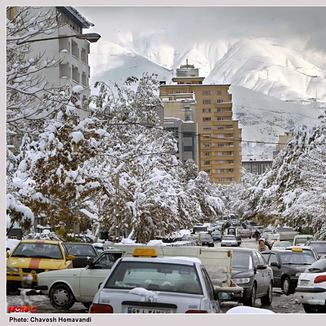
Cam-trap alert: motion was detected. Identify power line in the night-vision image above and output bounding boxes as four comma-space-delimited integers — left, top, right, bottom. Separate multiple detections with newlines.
100, 120, 290, 145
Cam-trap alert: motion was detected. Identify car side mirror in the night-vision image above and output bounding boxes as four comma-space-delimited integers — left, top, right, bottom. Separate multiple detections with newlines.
270, 262, 280, 268
66, 255, 75, 261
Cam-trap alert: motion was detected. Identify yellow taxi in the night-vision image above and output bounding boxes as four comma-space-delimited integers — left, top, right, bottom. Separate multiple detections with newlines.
7, 239, 74, 290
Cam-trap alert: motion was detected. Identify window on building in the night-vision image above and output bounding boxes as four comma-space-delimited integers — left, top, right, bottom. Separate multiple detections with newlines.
59, 63, 71, 79
204, 160, 211, 165
203, 108, 211, 113
203, 117, 211, 121
81, 48, 87, 63
72, 66, 80, 83
204, 152, 210, 156
203, 90, 211, 96
217, 134, 225, 138
81, 72, 87, 86
203, 99, 211, 104
203, 127, 212, 131
217, 144, 224, 147
216, 99, 224, 103
216, 90, 221, 95
204, 143, 210, 148
59, 38, 70, 53
71, 40, 79, 59
183, 146, 193, 152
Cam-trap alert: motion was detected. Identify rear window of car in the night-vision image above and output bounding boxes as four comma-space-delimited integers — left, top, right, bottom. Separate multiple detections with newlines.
12, 243, 63, 259
104, 261, 203, 295
309, 242, 326, 253
279, 252, 316, 265
223, 236, 236, 240
64, 244, 97, 256
232, 251, 252, 269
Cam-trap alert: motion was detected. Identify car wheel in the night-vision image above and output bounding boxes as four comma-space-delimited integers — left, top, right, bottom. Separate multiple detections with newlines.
243, 284, 256, 307
282, 276, 292, 295
49, 283, 75, 311
260, 282, 272, 306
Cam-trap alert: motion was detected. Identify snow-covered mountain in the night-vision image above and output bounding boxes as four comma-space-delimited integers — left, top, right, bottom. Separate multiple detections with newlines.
89, 37, 325, 160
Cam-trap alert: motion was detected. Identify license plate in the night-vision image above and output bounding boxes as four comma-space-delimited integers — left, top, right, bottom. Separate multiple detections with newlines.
300, 280, 310, 286
127, 306, 171, 314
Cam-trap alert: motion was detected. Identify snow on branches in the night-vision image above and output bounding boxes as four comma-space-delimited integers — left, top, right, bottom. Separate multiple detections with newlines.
240, 112, 326, 239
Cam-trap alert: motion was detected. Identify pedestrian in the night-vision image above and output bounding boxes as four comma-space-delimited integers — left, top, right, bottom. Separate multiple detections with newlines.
258, 238, 268, 252
254, 229, 261, 241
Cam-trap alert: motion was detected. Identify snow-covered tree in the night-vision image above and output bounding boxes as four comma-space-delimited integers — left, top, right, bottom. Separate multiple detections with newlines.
242, 112, 326, 238
7, 7, 70, 145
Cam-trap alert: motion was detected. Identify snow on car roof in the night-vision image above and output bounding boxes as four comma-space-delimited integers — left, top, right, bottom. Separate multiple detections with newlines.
121, 256, 200, 265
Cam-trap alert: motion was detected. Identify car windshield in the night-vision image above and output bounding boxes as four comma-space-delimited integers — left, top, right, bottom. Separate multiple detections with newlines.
105, 261, 203, 295
232, 251, 252, 270
280, 252, 316, 265
305, 259, 326, 273
64, 244, 97, 256
309, 243, 326, 254
11, 243, 63, 259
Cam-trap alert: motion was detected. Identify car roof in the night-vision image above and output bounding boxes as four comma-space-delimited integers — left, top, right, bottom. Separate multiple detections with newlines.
64, 242, 94, 246
120, 256, 200, 266
19, 239, 61, 244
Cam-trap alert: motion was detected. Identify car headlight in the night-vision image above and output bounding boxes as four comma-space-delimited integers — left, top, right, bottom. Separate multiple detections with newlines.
232, 278, 250, 284
7, 266, 19, 273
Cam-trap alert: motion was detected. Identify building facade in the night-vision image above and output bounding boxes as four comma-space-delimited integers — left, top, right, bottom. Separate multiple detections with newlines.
26, 7, 94, 114
273, 131, 294, 158
242, 160, 273, 175
160, 63, 242, 184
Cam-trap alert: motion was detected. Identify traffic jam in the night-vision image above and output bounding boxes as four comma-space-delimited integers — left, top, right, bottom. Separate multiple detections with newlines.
6, 218, 326, 314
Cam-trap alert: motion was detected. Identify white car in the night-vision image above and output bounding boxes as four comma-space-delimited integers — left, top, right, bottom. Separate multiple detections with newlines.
221, 235, 238, 247
37, 250, 123, 310
295, 258, 326, 313
89, 249, 221, 313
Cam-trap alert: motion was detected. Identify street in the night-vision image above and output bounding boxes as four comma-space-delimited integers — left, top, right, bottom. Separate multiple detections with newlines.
6, 289, 304, 314
6, 239, 305, 314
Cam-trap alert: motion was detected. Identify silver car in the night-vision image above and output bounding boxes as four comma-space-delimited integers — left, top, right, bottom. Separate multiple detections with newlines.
90, 254, 221, 313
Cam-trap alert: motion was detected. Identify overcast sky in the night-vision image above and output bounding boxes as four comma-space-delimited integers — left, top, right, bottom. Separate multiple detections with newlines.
76, 7, 326, 53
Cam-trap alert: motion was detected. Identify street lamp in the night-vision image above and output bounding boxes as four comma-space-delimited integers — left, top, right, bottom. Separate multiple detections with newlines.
17, 32, 101, 45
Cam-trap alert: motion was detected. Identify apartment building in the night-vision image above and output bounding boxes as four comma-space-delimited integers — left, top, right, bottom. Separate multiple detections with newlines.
160, 62, 242, 184
20, 7, 94, 114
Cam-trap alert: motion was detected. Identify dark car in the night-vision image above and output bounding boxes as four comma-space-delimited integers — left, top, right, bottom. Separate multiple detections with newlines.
261, 248, 317, 295
211, 230, 222, 242
305, 241, 326, 259
63, 242, 99, 268
230, 248, 273, 307
198, 233, 214, 247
